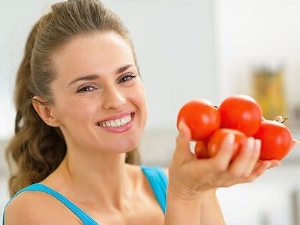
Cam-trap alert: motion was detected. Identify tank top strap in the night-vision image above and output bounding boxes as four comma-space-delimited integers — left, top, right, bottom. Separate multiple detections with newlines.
141, 166, 168, 213
8, 183, 99, 225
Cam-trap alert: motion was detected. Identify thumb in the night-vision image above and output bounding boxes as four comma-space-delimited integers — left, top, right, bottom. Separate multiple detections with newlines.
174, 121, 194, 160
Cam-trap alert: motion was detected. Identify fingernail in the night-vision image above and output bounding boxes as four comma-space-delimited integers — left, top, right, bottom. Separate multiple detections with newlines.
177, 121, 184, 130
266, 161, 272, 169
255, 139, 261, 151
226, 133, 235, 144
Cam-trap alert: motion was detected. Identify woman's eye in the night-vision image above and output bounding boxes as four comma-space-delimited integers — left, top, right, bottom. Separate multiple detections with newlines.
118, 74, 137, 83
76, 85, 96, 93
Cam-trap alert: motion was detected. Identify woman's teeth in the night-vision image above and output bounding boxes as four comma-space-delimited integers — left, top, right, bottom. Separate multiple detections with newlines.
99, 115, 131, 128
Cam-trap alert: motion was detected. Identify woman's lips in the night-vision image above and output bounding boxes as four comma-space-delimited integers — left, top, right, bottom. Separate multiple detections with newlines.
97, 112, 135, 133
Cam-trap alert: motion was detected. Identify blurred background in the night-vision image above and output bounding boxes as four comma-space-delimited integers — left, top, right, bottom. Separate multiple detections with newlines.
1, 0, 300, 224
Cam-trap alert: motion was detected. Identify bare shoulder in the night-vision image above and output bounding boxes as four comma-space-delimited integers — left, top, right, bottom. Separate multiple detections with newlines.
4, 191, 82, 225
126, 164, 169, 178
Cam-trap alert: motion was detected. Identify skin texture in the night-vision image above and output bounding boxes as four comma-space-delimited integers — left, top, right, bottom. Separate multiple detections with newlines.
4, 29, 299, 225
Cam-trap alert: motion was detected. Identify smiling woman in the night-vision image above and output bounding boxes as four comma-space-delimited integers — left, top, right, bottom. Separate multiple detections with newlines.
2, 1, 291, 225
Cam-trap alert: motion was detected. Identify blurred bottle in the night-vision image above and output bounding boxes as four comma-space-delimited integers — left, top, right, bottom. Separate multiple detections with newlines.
252, 62, 287, 120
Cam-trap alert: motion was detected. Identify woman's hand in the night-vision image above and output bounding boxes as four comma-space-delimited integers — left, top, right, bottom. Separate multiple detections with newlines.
166, 121, 298, 225
168, 121, 282, 200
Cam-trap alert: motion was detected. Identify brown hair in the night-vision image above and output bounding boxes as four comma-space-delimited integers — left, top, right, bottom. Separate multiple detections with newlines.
6, 0, 141, 197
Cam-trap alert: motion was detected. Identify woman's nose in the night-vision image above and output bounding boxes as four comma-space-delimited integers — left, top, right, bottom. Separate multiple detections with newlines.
101, 86, 126, 109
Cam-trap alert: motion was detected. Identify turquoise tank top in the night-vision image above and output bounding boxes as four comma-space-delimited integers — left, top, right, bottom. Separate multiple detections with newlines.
2, 166, 167, 225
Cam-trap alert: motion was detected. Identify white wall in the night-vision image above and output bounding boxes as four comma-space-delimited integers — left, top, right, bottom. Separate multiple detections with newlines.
0, 0, 60, 140
0, 0, 218, 139
218, 165, 300, 225
215, 0, 300, 112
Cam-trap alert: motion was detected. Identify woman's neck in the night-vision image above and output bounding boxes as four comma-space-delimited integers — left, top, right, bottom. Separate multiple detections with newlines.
44, 151, 137, 210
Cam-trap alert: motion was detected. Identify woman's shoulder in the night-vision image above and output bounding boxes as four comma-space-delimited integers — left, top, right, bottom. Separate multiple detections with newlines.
127, 164, 169, 178
4, 187, 80, 225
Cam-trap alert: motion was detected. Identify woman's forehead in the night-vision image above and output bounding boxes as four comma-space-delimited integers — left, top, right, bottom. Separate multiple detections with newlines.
50, 32, 136, 80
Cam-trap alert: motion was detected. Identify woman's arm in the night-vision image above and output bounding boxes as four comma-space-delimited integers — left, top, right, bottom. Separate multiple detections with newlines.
165, 187, 225, 225
199, 189, 226, 225
164, 188, 202, 225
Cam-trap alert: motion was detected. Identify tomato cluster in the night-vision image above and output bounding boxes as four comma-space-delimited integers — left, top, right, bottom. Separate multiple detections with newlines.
177, 94, 294, 161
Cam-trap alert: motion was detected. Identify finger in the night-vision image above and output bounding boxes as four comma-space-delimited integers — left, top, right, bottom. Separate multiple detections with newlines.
252, 159, 280, 172
229, 138, 260, 177
174, 121, 194, 161
281, 139, 299, 158
244, 139, 261, 175
213, 133, 236, 169
177, 121, 192, 141
267, 160, 281, 168
290, 139, 299, 150
245, 161, 272, 182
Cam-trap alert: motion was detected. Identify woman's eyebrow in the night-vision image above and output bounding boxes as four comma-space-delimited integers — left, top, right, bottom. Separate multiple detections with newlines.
67, 64, 136, 87
67, 74, 99, 87
115, 64, 135, 74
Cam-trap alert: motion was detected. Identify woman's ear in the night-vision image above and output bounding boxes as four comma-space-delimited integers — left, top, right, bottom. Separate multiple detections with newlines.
32, 96, 60, 127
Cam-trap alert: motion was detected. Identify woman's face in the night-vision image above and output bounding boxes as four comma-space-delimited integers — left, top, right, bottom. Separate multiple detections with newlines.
48, 32, 147, 155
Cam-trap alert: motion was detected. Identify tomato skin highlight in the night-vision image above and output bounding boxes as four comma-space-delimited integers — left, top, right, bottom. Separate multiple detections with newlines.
219, 94, 263, 136
207, 128, 247, 158
253, 120, 293, 160
177, 99, 221, 141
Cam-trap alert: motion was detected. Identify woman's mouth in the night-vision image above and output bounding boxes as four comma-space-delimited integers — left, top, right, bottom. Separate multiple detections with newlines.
98, 115, 131, 127
97, 113, 134, 128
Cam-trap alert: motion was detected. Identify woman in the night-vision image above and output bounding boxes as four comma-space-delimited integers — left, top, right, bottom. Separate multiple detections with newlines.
3, 0, 295, 224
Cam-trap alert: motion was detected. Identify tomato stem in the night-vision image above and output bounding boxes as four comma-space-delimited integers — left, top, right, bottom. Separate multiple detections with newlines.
274, 116, 288, 123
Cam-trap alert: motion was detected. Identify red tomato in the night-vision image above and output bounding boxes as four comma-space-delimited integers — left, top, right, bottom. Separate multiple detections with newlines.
194, 140, 210, 159
177, 99, 220, 141
219, 94, 263, 136
207, 128, 247, 158
253, 120, 293, 160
